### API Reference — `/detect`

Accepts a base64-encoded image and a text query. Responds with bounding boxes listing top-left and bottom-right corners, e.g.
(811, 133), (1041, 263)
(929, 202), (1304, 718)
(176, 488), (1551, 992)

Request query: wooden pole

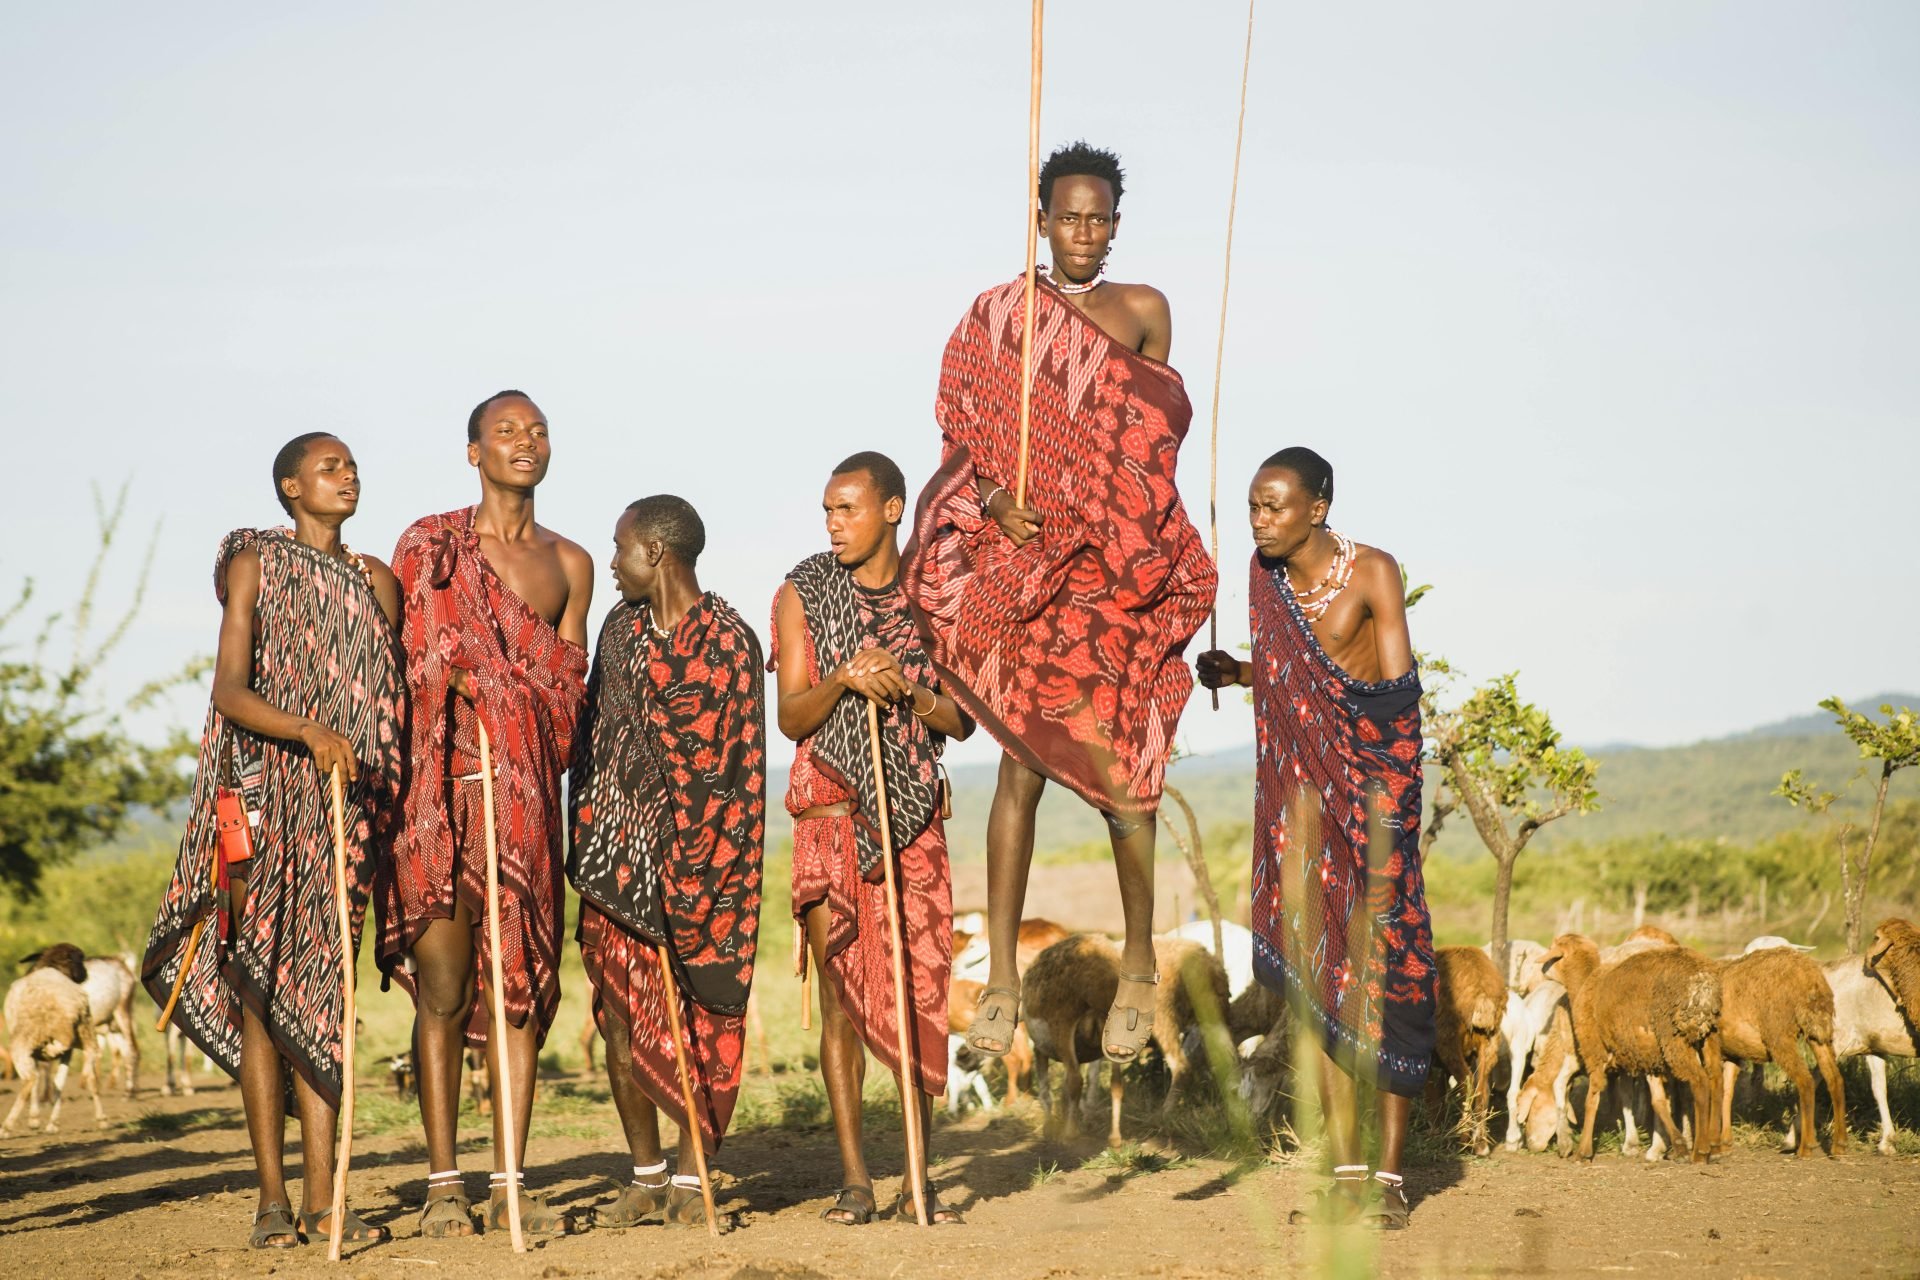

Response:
(867, 700), (929, 1227)
(156, 817), (225, 1031)
(476, 721), (526, 1253)
(1013, 0), (1044, 508)
(325, 766), (357, 1263)
(1207, 0), (1256, 710)
(654, 944), (721, 1239)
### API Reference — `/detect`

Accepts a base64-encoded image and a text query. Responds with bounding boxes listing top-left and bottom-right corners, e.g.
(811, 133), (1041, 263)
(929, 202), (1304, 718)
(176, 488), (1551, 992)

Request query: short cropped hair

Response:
(1259, 447), (1334, 504)
(272, 432), (337, 515)
(624, 494), (706, 567)
(1039, 140), (1125, 212)
(831, 451), (907, 506)
(467, 389), (533, 443)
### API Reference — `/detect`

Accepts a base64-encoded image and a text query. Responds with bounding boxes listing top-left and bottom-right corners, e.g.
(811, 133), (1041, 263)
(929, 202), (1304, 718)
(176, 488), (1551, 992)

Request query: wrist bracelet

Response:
(981, 484), (1007, 516)
(911, 688), (936, 718)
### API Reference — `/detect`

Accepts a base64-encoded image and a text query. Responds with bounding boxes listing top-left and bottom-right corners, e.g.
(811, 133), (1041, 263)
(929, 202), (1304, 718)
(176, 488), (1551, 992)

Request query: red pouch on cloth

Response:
(213, 787), (255, 945)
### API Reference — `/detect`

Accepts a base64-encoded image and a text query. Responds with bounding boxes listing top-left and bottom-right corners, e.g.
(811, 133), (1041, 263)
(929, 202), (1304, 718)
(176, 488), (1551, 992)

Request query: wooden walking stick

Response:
(653, 944), (721, 1239)
(1207, 0), (1257, 712)
(1012, 0), (1044, 508)
(866, 700), (930, 1227)
(476, 720), (526, 1253)
(325, 765), (357, 1263)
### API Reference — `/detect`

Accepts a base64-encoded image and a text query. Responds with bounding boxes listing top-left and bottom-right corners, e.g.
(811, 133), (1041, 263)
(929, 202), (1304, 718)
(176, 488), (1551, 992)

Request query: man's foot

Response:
(1360, 1174), (1412, 1230)
(486, 1188), (568, 1236)
(596, 1179), (671, 1229)
(891, 1184), (964, 1225)
(250, 1202), (300, 1250)
(664, 1181), (721, 1231)
(820, 1184), (877, 1226)
(298, 1205), (391, 1245)
(1103, 971), (1158, 1062)
(419, 1192), (475, 1239)
(966, 986), (1021, 1058)
(1288, 1169), (1369, 1226)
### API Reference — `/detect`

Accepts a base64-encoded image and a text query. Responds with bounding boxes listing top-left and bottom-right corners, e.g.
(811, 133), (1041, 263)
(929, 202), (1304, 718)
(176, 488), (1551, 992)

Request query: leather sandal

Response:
(1361, 1180), (1412, 1230)
(820, 1184), (876, 1226)
(486, 1188), (568, 1236)
(596, 1179), (670, 1229)
(1288, 1177), (1367, 1226)
(250, 1202), (299, 1250)
(966, 986), (1020, 1057)
(418, 1191), (474, 1239)
(664, 1182), (718, 1230)
(298, 1205), (390, 1245)
(1103, 971), (1159, 1062)
(891, 1184), (964, 1225)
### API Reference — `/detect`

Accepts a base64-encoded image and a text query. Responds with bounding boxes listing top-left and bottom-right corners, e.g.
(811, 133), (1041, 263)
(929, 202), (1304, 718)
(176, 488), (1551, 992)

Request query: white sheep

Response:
(81, 955), (141, 1097)
(1500, 979), (1567, 1150)
(1780, 954), (1916, 1156)
(2, 967), (105, 1138)
(1171, 919), (1256, 1000)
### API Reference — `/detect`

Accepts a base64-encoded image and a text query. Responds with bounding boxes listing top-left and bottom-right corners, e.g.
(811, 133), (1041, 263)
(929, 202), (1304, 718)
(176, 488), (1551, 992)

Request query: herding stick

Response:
(325, 765), (357, 1263)
(1013, 0), (1044, 508)
(1207, 0), (1256, 711)
(867, 700), (930, 1227)
(476, 720), (526, 1253)
(654, 944), (721, 1238)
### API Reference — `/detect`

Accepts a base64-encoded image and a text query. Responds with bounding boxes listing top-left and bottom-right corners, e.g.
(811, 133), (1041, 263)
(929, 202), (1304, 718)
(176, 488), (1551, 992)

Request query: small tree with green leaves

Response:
(0, 484), (205, 898)
(1776, 698), (1920, 955)
(1426, 672), (1600, 979)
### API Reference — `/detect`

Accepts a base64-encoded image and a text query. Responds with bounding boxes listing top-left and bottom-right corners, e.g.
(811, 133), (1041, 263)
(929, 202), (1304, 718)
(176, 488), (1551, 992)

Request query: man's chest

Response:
(478, 539), (567, 625)
(1066, 295), (1146, 352)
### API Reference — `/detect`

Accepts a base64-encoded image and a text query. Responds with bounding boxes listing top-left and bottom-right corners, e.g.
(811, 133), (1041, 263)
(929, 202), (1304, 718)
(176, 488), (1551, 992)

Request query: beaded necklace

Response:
(1290, 529), (1355, 622)
(1041, 262), (1106, 295)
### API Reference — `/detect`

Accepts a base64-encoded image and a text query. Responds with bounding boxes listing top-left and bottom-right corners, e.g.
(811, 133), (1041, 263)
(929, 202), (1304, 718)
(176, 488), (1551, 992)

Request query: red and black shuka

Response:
(143, 529), (405, 1109)
(377, 508), (588, 1048)
(1247, 554), (1437, 1097)
(570, 594), (766, 1153)
(902, 275), (1217, 819)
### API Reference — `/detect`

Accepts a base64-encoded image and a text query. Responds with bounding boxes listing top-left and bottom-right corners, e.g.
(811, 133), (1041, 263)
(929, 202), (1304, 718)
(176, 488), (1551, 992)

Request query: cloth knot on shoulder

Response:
(425, 526), (468, 588)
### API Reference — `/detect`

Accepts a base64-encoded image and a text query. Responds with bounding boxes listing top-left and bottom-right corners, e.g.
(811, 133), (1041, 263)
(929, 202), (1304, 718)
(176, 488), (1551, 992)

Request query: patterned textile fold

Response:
(142, 529), (404, 1109)
(772, 567), (950, 1095)
(901, 276), (1217, 817)
(571, 594), (766, 1153)
(377, 508), (587, 1047)
(1247, 554), (1436, 1097)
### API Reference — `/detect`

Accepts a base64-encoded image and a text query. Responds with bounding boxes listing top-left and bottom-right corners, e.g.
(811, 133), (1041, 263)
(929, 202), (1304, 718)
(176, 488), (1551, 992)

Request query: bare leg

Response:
(1317, 1048), (1360, 1170)
(484, 1002), (541, 1176)
(805, 904), (873, 1215)
(1378, 1090), (1413, 1178)
(230, 873), (295, 1242)
(291, 1069), (339, 1218)
(974, 755), (1045, 1052)
(1103, 815), (1158, 1058)
(410, 898), (478, 1236)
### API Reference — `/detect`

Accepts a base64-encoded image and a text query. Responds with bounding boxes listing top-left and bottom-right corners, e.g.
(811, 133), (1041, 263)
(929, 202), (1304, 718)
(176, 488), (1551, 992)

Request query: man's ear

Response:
(280, 476), (301, 508)
(466, 441), (481, 469)
(884, 495), (905, 526)
(1111, 209), (1121, 241)
(646, 539), (666, 567)
(1311, 497), (1330, 528)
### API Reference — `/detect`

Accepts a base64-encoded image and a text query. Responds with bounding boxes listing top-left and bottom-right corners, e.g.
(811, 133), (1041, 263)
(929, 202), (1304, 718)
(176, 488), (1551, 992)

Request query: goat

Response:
(1501, 979), (1567, 1150)
(1432, 946), (1504, 1156)
(2, 947), (105, 1138)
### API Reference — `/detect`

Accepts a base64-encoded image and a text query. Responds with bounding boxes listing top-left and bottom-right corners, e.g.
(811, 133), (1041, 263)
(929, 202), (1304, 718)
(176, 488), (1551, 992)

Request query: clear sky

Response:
(5, 2), (1915, 770)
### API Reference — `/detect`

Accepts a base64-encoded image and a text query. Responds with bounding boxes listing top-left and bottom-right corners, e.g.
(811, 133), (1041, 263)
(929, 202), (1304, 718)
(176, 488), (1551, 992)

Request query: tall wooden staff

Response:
(653, 945), (722, 1238)
(325, 766), (357, 1263)
(1012, 0), (1045, 507)
(866, 700), (929, 1227)
(475, 721), (526, 1253)
(1207, 0), (1257, 710)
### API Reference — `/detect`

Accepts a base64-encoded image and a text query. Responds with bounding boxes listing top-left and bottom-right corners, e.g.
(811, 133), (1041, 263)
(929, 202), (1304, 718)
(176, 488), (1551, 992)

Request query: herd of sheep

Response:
(6, 917), (1918, 1166)
(942, 915), (1920, 1164)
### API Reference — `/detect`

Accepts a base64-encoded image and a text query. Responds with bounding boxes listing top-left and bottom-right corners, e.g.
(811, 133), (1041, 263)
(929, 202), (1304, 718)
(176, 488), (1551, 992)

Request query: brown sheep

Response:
(20, 944), (88, 985)
(1514, 998), (1576, 1152)
(1716, 947), (1846, 1157)
(1023, 933), (1230, 1145)
(1865, 917), (1920, 1016)
(1539, 933), (1724, 1163)
(1431, 946), (1506, 1156)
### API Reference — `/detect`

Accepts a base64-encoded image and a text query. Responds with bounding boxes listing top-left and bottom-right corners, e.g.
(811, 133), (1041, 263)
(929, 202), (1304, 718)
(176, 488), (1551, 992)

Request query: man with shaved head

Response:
(380, 390), (593, 1238)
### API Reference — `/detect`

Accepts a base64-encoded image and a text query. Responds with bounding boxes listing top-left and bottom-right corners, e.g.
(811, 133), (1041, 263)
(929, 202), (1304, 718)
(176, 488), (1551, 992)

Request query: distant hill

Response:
(1730, 692), (1919, 741)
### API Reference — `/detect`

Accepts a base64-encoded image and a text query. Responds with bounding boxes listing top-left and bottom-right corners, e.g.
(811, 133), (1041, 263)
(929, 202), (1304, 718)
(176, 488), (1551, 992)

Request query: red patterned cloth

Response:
(1247, 554), (1435, 1096)
(572, 593), (766, 1153)
(377, 508), (587, 1047)
(902, 276), (1217, 817)
(143, 530), (404, 1109)
(771, 570), (951, 1096)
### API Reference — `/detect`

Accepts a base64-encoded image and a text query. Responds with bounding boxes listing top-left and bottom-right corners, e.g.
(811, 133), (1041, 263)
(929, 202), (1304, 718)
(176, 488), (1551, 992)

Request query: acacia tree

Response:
(1776, 697), (1920, 955)
(0, 484), (204, 897)
(1425, 671), (1600, 980)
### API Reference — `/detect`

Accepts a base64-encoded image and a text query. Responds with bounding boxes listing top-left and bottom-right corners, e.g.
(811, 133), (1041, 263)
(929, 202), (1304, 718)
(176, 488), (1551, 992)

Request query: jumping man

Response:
(775, 452), (973, 1226)
(144, 433), (405, 1250)
(379, 391), (592, 1238)
(1195, 447), (1436, 1230)
(902, 141), (1217, 1063)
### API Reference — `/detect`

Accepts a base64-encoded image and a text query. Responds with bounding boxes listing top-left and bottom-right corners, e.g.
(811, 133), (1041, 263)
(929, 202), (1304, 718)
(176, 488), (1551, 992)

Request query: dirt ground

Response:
(3, 1077), (1917, 1280)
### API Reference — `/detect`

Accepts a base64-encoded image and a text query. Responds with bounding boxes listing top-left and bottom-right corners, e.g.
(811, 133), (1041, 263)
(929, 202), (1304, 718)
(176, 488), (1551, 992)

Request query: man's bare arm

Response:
(362, 555), (401, 630)
(775, 583), (856, 741)
(1362, 550), (1415, 682)
(555, 537), (594, 649)
(1132, 285), (1172, 363)
(211, 549), (362, 779)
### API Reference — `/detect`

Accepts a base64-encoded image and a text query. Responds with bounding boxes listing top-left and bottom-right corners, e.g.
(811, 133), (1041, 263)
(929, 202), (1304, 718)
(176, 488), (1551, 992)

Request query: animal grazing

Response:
(1501, 979), (1568, 1151)
(1431, 946), (1505, 1156)
(390, 1051), (418, 1100)
(2, 945), (106, 1138)
(1866, 918), (1920, 1018)
(1539, 932), (1724, 1163)
(161, 1023), (214, 1096)
(79, 955), (141, 1097)
(1715, 945), (1846, 1157)
(944, 1035), (995, 1114)
(1484, 938), (1547, 992)
(1171, 918), (1256, 1000)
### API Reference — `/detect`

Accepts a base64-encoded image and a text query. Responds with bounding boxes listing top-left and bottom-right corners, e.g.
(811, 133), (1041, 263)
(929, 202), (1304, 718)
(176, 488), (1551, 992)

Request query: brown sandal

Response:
(1360, 1180), (1412, 1230)
(418, 1192), (474, 1239)
(820, 1184), (876, 1226)
(1103, 971), (1159, 1063)
(486, 1188), (568, 1236)
(966, 986), (1020, 1057)
(1288, 1176), (1367, 1226)
(891, 1184), (964, 1225)
(663, 1182), (720, 1231)
(298, 1205), (390, 1245)
(250, 1202), (299, 1250)
(596, 1179), (670, 1229)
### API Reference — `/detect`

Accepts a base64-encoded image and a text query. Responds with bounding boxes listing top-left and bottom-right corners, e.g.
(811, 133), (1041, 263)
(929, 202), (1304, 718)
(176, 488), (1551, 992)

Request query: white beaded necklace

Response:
(1042, 262), (1106, 295)
(1290, 530), (1356, 622)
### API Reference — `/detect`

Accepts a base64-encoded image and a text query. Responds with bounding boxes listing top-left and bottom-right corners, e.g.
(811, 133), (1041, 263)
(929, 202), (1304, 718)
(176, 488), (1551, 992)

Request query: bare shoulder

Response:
(1354, 544), (1402, 595)
(543, 527), (593, 574)
(1114, 281), (1171, 322)
(359, 553), (399, 593)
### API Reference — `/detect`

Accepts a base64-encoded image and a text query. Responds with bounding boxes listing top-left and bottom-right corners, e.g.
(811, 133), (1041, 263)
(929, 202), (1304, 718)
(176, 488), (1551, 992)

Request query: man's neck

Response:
(1282, 527), (1337, 588)
(289, 513), (345, 557)
(646, 570), (703, 633)
(848, 540), (901, 591)
(473, 483), (538, 543)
